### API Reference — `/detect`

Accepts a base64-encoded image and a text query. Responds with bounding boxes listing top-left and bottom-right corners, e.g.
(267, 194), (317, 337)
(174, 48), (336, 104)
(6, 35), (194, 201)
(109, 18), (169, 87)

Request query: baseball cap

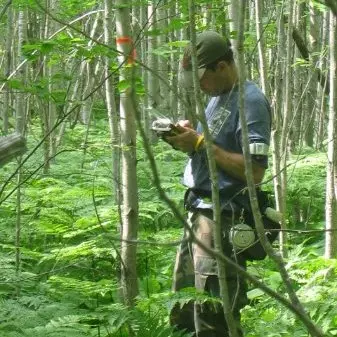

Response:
(180, 31), (232, 88)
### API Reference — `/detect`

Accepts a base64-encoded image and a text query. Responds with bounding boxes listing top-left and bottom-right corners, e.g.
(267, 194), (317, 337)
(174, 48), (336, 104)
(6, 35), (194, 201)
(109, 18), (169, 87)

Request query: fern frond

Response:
(46, 276), (118, 299)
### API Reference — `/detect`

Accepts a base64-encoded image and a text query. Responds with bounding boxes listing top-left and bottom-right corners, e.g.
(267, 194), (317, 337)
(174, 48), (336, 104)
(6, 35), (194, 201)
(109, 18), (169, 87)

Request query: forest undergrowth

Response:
(0, 121), (336, 337)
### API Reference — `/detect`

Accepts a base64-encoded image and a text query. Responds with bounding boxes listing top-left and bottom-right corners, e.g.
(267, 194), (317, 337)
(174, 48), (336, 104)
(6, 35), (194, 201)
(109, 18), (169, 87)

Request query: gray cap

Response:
(182, 31), (232, 71)
(180, 31), (232, 88)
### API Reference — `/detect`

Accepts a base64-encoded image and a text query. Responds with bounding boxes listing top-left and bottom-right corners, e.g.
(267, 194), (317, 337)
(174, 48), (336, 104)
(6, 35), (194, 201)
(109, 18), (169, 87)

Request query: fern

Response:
(130, 309), (193, 337)
(46, 276), (117, 299)
(0, 298), (46, 331)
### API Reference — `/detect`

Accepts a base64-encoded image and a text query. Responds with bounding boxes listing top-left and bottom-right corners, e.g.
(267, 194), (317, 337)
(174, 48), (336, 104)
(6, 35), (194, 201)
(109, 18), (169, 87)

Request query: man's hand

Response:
(176, 120), (193, 128)
(165, 122), (200, 153)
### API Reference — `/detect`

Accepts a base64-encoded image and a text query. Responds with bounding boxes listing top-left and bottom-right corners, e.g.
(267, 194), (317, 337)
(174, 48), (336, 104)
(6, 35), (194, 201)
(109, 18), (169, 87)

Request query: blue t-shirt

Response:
(183, 81), (271, 210)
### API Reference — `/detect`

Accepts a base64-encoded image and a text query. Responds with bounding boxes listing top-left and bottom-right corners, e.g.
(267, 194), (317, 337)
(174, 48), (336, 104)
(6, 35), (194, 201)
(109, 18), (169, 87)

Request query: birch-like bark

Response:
(279, 0), (295, 257)
(157, 0), (170, 115)
(104, 0), (120, 205)
(15, 9), (26, 135)
(255, 0), (268, 95)
(325, 12), (337, 259)
(317, 11), (329, 150)
(292, 2), (305, 149)
(322, 0), (337, 17)
(115, 0), (139, 307)
(271, 2), (285, 255)
(3, 4), (13, 135)
(168, 2), (179, 119)
(147, 1), (160, 134)
(304, 2), (320, 148)
(15, 6), (27, 297)
(246, 1), (254, 81)
(228, 0), (239, 52)
(38, 5), (51, 173)
(140, 5), (148, 124)
(188, 1), (238, 336)
(47, 0), (58, 159)
(179, 26), (195, 123)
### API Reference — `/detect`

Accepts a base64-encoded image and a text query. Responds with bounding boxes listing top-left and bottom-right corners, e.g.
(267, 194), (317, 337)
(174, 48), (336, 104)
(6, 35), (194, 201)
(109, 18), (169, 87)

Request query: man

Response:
(166, 31), (271, 336)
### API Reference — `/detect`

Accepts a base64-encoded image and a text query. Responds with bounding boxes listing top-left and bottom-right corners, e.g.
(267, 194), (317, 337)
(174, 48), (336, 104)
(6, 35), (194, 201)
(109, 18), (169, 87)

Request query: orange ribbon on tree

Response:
(116, 36), (136, 64)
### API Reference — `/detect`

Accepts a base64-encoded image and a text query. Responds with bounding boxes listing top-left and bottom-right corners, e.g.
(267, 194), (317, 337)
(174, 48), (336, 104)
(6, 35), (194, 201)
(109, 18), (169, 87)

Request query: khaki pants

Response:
(170, 209), (247, 337)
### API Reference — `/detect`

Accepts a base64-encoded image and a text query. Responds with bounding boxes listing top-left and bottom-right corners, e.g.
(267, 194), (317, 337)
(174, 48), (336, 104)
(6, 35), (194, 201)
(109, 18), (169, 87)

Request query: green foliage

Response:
(0, 0), (335, 335)
(0, 295), (193, 337)
(0, 118), (188, 336)
(243, 246), (337, 337)
(286, 153), (326, 233)
(1, 122), (334, 337)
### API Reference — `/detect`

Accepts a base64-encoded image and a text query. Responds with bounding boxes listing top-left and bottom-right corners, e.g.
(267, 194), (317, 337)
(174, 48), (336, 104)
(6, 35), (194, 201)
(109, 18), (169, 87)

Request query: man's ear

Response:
(217, 60), (229, 71)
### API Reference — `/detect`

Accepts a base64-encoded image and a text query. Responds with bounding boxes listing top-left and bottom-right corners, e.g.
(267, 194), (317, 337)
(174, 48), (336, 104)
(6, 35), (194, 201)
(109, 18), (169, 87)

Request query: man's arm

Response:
(165, 124), (265, 184)
(212, 144), (265, 184)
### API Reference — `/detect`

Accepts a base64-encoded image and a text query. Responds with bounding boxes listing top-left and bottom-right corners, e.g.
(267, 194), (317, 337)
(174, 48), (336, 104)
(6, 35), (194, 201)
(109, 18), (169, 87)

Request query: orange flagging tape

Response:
(116, 36), (136, 64)
(116, 36), (133, 44)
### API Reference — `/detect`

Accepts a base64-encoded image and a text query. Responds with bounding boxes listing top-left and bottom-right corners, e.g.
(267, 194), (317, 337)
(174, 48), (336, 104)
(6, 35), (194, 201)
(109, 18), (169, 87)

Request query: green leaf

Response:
(167, 40), (190, 48)
(41, 41), (56, 53)
(7, 79), (23, 90)
(117, 79), (130, 92)
(247, 288), (265, 300)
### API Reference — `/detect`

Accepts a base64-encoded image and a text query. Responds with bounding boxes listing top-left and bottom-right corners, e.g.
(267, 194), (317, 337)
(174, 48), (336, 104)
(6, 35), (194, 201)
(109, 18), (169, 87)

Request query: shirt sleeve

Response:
(236, 92), (271, 168)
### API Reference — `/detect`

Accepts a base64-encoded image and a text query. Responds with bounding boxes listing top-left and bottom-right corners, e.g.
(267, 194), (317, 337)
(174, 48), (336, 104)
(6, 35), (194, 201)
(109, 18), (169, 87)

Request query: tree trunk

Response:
(104, 0), (120, 205)
(271, 3), (286, 257)
(279, 0), (295, 258)
(14, 6), (27, 298)
(304, 2), (320, 148)
(169, 2), (179, 119)
(292, 2), (306, 149)
(115, 0), (139, 307)
(158, 0), (170, 115)
(147, 1), (160, 132)
(325, 12), (337, 258)
(316, 11), (329, 150)
(15, 9), (27, 135)
(139, 4), (149, 125)
(255, 0), (268, 96)
(3, 3), (13, 135)
(228, 0), (239, 52)
(47, 0), (58, 159)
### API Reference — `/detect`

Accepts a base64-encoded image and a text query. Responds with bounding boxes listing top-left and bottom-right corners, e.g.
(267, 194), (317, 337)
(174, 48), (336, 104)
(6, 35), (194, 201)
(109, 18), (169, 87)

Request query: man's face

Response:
(199, 62), (229, 96)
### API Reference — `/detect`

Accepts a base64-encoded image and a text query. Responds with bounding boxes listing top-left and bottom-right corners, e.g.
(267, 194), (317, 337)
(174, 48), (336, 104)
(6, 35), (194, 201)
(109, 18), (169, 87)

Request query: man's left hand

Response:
(165, 125), (200, 153)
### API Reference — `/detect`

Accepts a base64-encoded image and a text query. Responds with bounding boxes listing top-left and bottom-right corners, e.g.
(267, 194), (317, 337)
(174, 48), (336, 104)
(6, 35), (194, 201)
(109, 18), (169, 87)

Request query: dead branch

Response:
(0, 133), (27, 168)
